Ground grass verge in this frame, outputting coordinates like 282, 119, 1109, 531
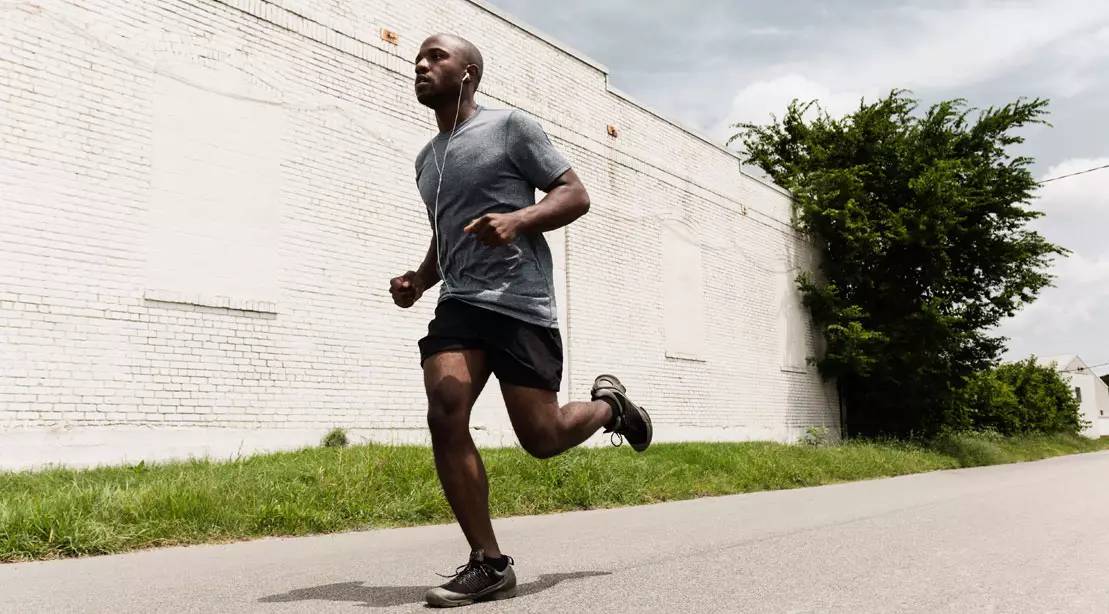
2, 433, 1107, 562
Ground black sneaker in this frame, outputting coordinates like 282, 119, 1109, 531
425, 550, 517, 608
592, 374, 653, 452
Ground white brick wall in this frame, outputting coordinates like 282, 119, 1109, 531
0, 0, 838, 469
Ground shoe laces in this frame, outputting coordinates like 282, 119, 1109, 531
603, 403, 629, 447
603, 404, 647, 448
437, 555, 513, 590
603, 414, 624, 447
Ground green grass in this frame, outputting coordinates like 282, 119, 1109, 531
2, 433, 1107, 563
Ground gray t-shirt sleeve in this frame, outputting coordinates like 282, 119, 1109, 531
505, 111, 572, 191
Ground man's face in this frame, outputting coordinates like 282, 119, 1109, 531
414, 36, 467, 108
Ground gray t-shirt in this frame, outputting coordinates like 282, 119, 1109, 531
415, 106, 571, 329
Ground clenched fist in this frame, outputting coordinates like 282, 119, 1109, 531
464, 213, 522, 247
389, 271, 425, 308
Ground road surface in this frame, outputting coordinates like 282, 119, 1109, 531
3, 452, 1109, 613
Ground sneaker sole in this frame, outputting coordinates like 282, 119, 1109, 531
426, 584, 516, 608
627, 401, 653, 452
591, 374, 626, 398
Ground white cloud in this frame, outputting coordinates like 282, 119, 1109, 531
1004, 253, 1109, 332
998, 158, 1109, 369
852, 0, 1109, 91
716, 0, 1109, 134
715, 74, 872, 142
1036, 158, 1109, 210
1031, 25, 1109, 97
743, 26, 789, 37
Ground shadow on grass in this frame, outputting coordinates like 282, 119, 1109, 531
259, 571, 611, 608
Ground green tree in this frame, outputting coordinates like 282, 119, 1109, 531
731, 90, 1067, 437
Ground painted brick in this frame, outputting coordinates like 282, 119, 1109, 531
0, 0, 838, 465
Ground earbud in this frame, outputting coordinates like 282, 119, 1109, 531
462, 64, 477, 83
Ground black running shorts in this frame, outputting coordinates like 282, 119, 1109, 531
418, 298, 563, 392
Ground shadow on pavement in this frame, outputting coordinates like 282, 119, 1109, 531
259, 571, 612, 608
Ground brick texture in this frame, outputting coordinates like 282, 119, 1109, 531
0, 0, 839, 460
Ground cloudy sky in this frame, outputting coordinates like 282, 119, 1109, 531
488, 0, 1109, 373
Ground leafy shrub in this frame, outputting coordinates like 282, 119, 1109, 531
322, 427, 349, 448
954, 357, 1085, 436
799, 425, 831, 448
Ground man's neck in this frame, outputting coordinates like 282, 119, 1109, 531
434, 99, 478, 133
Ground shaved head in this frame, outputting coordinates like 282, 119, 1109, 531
426, 33, 484, 87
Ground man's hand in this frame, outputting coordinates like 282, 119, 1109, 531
389, 270, 425, 308
464, 212, 522, 247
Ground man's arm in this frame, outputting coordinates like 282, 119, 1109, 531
414, 234, 442, 290
465, 169, 590, 246
390, 234, 440, 308
513, 169, 590, 234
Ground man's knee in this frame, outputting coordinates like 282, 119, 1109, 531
426, 379, 470, 439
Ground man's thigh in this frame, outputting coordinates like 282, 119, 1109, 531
500, 381, 562, 442
423, 349, 493, 416
484, 309, 564, 441
419, 299, 494, 415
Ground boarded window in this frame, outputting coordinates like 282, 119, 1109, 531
661, 222, 704, 360
146, 72, 283, 312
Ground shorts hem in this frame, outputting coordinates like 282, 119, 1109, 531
417, 338, 484, 367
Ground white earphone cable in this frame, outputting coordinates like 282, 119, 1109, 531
429, 77, 468, 297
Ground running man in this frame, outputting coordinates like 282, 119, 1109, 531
389, 33, 653, 608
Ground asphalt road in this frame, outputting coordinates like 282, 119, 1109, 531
3, 452, 1109, 613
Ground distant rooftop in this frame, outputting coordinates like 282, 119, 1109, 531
1036, 354, 1079, 370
